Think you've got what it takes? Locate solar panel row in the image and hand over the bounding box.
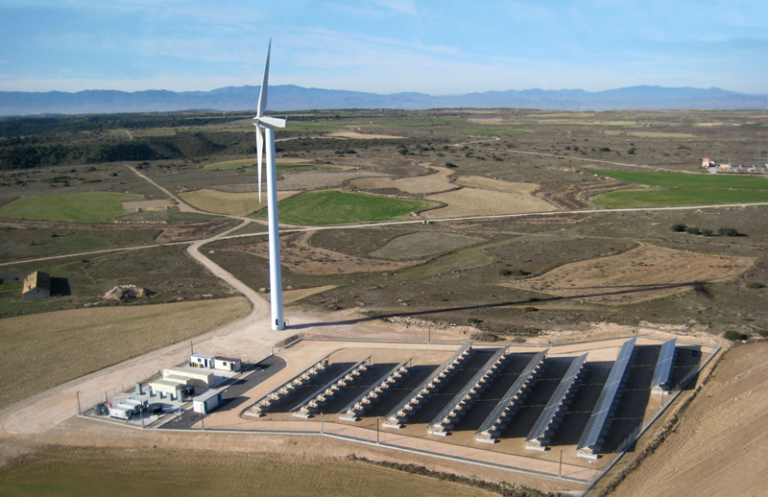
[250,352,334,416]
[291,355,371,417]
[576,337,637,456]
[383,344,473,428]
[525,353,588,449]
[651,338,677,392]
[428,347,509,435]
[338,357,412,421]
[475,350,548,443]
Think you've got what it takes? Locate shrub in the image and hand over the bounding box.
[686,226,701,235]
[723,330,744,341]
[757,330,768,338]
[523,306,538,312]
[467,317,482,325]
[470,331,500,342]
[746,282,766,289]
[719,227,741,237]
[671,223,687,232]
[701,229,714,237]
[499,269,513,276]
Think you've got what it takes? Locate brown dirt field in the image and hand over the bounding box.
[370,231,486,260]
[271,285,337,305]
[351,166,458,194]
[422,187,558,219]
[629,131,697,138]
[0,297,250,411]
[278,170,381,190]
[328,131,405,139]
[502,243,754,305]
[455,176,540,194]
[609,343,768,497]
[226,231,415,275]
[178,189,300,216]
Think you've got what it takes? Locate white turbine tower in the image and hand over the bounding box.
[254,40,286,331]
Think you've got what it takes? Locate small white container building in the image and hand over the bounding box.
[214,356,242,372]
[190,353,216,369]
[193,390,223,414]
[108,405,133,420]
[162,366,214,387]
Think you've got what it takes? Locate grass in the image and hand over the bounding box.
[202,159,255,171]
[0,297,250,411]
[179,189,266,216]
[0,447,493,497]
[590,188,768,208]
[0,193,142,224]
[256,190,433,226]
[203,159,338,175]
[586,169,768,190]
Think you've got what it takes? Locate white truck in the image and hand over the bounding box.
[108,405,133,420]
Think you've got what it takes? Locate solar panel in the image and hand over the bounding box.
[651,338,677,389]
[338,357,411,415]
[428,347,507,430]
[291,355,371,413]
[525,353,588,445]
[576,337,636,453]
[384,344,471,422]
[475,350,547,437]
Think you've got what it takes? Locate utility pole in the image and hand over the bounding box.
[76,391,82,415]
[559,448,563,477]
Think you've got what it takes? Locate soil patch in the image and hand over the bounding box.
[422,188,558,219]
[178,189,299,216]
[455,176,540,194]
[227,232,415,275]
[502,243,754,304]
[370,232,486,260]
[351,166,458,194]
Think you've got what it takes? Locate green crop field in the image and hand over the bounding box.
[591,188,768,208]
[0,192,142,223]
[0,447,492,497]
[587,169,768,190]
[257,190,434,226]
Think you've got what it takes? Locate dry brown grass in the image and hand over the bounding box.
[0,297,250,410]
[178,189,300,216]
[422,187,558,219]
[502,243,754,304]
[351,166,458,194]
[328,131,405,139]
[455,176,540,194]
[370,231,486,260]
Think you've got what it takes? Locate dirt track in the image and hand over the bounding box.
[610,343,768,497]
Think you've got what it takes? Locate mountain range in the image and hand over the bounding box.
[1,85,766,116]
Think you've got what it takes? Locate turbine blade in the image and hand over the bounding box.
[257,39,271,118]
[256,126,264,202]
[259,116,286,128]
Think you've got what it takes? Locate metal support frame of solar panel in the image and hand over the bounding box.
[247,352,334,416]
[525,353,588,450]
[338,357,412,421]
[427,347,508,434]
[383,344,472,426]
[651,338,677,393]
[576,337,637,456]
[474,350,547,441]
[291,355,371,415]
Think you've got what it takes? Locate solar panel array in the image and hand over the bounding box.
[428,347,508,432]
[338,357,412,418]
[576,337,636,453]
[475,350,548,439]
[651,338,677,389]
[525,353,588,447]
[383,345,472,425]
[291,355,371,414]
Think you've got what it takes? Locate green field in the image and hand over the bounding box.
[591,188,768,208]
[587,169,768,190]
[0,447,492,497]
[257,190,434,225]
[203,159,255,171]
[0,192,142,223]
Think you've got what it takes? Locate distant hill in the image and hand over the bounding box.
[1,84,766,116]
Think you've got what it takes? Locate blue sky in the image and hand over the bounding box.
[1,0,766,94]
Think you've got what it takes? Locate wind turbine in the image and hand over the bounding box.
[254,40,286,331]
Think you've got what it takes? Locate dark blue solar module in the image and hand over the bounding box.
[651,338,677,389]
[576,337,636,452]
